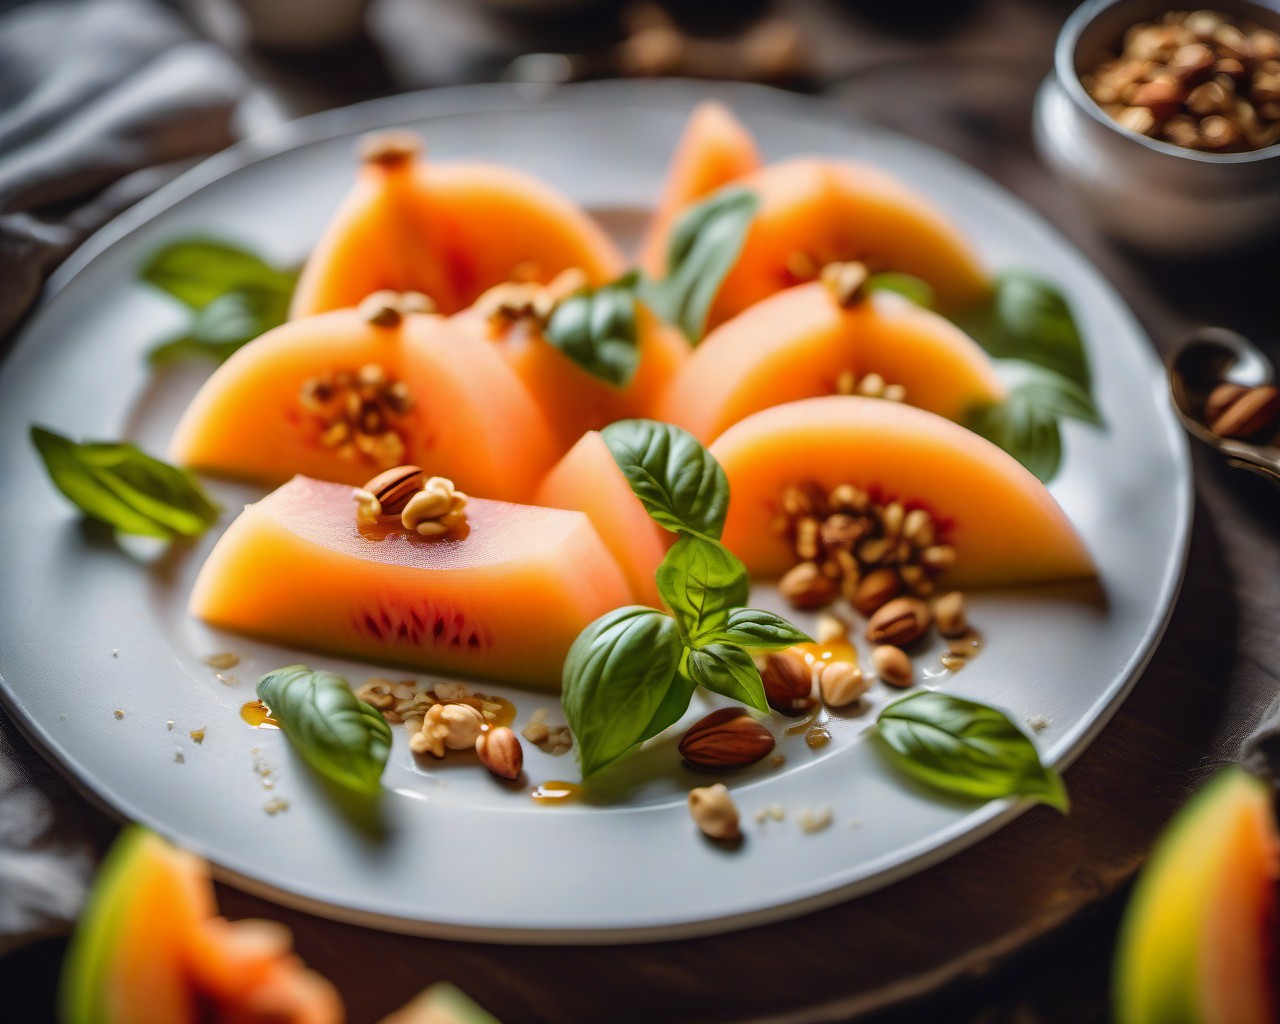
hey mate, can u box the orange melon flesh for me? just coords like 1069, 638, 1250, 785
535, 431, 671, 609
189, 476, 635, 689
455, 305, 690, 453
657, 283, 1006, 443
60, 827, 342, 1024
639, 102, 762, 276
290, 149, 625, 318
710, 397, 1094, 588
168, 309, 557, 503
705, 158, 991, 328
1114, 768, 1278, 1024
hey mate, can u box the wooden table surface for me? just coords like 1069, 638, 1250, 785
3, 1, 1279, 1021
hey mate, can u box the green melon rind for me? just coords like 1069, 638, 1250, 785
1112, 768, 1271, 1024
58, 826, 151, 1024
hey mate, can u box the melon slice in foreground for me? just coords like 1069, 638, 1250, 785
535, 431, 671, 608
289, 133, 625, 318
638, 101, 762, 276
59, 827, 341, 1024
657, 282, 1006, 443
169, 307, 558, 503
190, 476, 634, 689
710, 397, 1095, 588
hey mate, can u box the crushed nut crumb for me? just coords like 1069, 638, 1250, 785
174, 750, 185, 764
522, 710, 573, 755
798, 807, 834, 834
1027, 714, 1051, 733
165, 720, 174, 731
113, 710, 124, 720
264, 797, 290, 816
189, 728, 206, 744
754, 804, 786, 825
214, 673, 239, 686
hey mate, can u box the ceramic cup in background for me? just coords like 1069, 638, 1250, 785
1035, 0, 1280, 255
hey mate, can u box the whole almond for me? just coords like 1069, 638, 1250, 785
475, 727, 523, 780
1130, 79, 1187, 119
852, 567, 902, 617
866, 597, 932, 646
934, 591, 968, 638
761, 650, 814, 715
679, 708, 775, 770
1209, 385, 1280, 439
1204, 381, 1249, 422
361, 464, 425, 516
779, 561, 837, 610
872, 645, 913, 688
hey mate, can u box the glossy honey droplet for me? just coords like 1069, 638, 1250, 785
940, 630, 984, 672
240, 699, 279, 729
805, 726, 831, 749
793, 638, 858, 668
531, 780, 582, 804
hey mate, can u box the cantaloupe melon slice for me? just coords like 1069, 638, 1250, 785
657, 282, 1006, 443
1114, 768, 1278, 1024
535, 431, 671, 608
169, 308, 557, 502
709, 397, 1094, 587
455, 303, 690, 452
59, 827, 341, 1024
290, 134, 625, 318
638, 102, 762, 276
189, 476, 635, 689
691, 158, 989, 329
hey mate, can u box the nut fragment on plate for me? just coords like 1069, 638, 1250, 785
1081, 11, 1280, 151
411, 703, 484, 758
688, 783, 742, 841
476, 727, 523, 780
679, 708, 775, 770
817, 660, 869, 707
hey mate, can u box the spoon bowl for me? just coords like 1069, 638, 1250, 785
1167, 329, 1280, 485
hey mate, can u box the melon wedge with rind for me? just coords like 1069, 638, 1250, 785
710, 396, 1095, 588
189, 476, 635, 689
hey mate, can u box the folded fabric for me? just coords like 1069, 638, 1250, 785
0, 0, 249, 341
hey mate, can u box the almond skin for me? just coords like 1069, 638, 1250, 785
360, 464, 424, 516
476, 726, 523, 780
679, 708, 775, 770
866, 597, 932, 646
760, 650, 814, 715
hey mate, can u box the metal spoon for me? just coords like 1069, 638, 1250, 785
1167, 328, 1280, 486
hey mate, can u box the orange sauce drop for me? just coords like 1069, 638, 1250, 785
531, 781, 582, 804
240, 700, 279, 729
472, 695, 517, 729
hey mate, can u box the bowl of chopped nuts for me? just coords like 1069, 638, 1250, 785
1035, 0, 1280, 253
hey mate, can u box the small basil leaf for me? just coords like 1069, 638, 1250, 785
964, 394, 1063, 483
561, 606, 687, 777
600, 419, 730, 538
543, 272, 641, 387
680, 643, 769, 714
31, 426, 220, 538
1006, 365, 1105, 429
257, 665, 392, 796
642, 186, 758, 342
876, 691, 1068, 811
960, 272, 1091, 393
656, 534, 749, 639
141, 239, 293, 309
696, 607, 812, 650
148, 286, 291, 367
866, 272, 935, 308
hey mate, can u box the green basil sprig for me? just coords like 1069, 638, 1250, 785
257, 665, 391, 796
31, 426, 219, 539
543, 271, 642, 387
141, 239, 295, 366
563, 419, 808, 777
876, 691, 1067, 811
640, 186, 759, 343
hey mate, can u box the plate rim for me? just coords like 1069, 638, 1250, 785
0, 79, 1194, 943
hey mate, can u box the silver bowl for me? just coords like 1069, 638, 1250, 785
1034, 0, 1280, 254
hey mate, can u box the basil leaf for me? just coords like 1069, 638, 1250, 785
876, 691, 1068, 811
561, 606, 687, 777
960, 272, 1091, 393
1006, 365, 1105, 428
965, 394, 1063, 483
148, 287, 292, 367
866, 272, 935, 308
696, 607, 812, 651
543, 272, 641, 387
31, 426, 220, 538
257, 665, 391, 796
600, 419, 730, 538
656, 534, 749, 639
141, 239, 293, 309
642, 186, 758, 342
681, 643, 769, 714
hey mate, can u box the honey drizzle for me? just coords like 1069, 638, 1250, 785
240, 700, 279, 729
531, 780, 582, 804
940, 630, 984, 672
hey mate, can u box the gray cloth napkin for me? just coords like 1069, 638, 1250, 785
0, 0, 247, 951
0, 0, 249, 340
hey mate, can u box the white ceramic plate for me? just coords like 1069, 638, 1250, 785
0, 81, 1190, 943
